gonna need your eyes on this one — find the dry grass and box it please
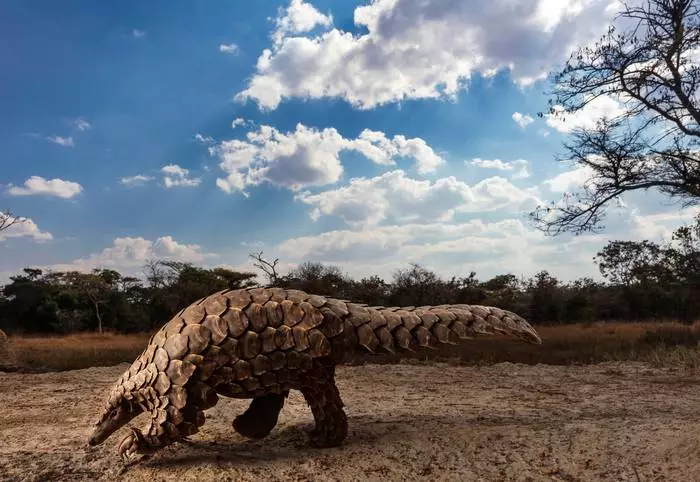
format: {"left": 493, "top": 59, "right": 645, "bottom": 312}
{"left": 350, "top": 321, "right": 700, "bottom": 369}
{"left": 4, "top": 332, "right": 149, "bottom": 371}
{"left": 1, "top": 321, "right": 699, "bottom": 372}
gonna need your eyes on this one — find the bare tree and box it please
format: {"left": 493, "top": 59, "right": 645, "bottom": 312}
{"left": 531, "top": 0, "right": 700, "bottom": 235}
{"left": 0, "top": 209, "right": 26, "bottom": 233}
{"left": 249, "top": 251, "right": 280, "bottom": 286}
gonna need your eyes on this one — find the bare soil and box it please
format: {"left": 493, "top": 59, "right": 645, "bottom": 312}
{"left": 1, "top": 361, "right": 699, "bottom": 481}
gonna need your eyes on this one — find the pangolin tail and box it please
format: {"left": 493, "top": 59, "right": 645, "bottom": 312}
{"left": 327, "top": 301, "right": 541, "bottom": 355}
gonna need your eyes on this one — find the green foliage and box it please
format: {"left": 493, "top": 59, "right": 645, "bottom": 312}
{"left": 1, "top": 214, "right": 699, "bottom": 334}
{"left": 0, "top": 262, "right": 259, "bottom": 334}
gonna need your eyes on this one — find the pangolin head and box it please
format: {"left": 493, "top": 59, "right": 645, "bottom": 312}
{"left": 88, "top": 384, "right": 144, "bottom": 446}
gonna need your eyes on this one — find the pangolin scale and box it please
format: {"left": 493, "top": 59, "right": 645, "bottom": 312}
{"left": 88, "top": 287, "right": 541, "bottom": 461}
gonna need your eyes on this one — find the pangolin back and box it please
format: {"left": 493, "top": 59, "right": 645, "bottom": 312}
{"left": 97, "top": 287, "right": 540, "bottom": 420}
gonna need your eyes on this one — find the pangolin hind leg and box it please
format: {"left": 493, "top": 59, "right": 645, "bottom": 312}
{"left": 299, "top": 359, "right": 348, "bottom": 448}
{"left": 232, "top": 392, "right": 289, "bottom": 439}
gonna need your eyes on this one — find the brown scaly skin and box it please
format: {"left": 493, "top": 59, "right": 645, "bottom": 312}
{"left": 88, "top": 287, "right": 541, "bottom": 462}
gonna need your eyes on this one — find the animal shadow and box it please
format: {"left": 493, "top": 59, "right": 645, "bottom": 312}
{"left": 142, "top": 411, "right": 539, "bottom": 468}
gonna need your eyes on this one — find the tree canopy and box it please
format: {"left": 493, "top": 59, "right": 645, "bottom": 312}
{"left": 532, "top": 0, "right": 700, "bottom": 235}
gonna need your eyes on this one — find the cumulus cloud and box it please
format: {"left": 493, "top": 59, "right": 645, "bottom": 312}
{"left": 212, "top": 123, "right": 444, "bottom": 194}
{"left": 624, "top": 206, "right": 700, "bottom": 240}
{"left": 231, "top": 118, "right": 250, "bottom": 129}
{"left": 161, "top": 164, "right": 201, "bottom": 188}
{"left": 219, "top": 43, "right": 240, "bottom": 54}
{"left": 0, "top": 215, "right": 52, "bottom": 242}
{"left": 545, "top": 95, "right": 626, "bottom": 133}
{"left": 49, "top": 236, "right": 218, "bottom": 274}
{"left": 296, "top": 170, "right": 541, "bottom": 227}
{"left": 470, "top": 158, "right": 531, "bottom": 179}
{"left": 237, "top": 0, "right": 619, "bottom": 110}
{"left": 7, "top": 176, "right": 83, "bottom": 199}
{"left": 275, "top": 218, "right": 591, "bottom": 280}
{"left": 347, "top": 129, "right": 444, "bottom": 173}
{"left": 47, "top": 135, "right": 74, "bottom": 147}
{"left": 512, "top": 112, "right": 534, "bottom": 129}
{"left": 132, "top": 29, "right": 146, "bottom": 38}
{"left": 272, "top": 0, "right": 333, "bottom": 45}
{"left": 120, "top": 174, "right": 154, "bottom": 187}
{"left": 274, "top": 199, "right": 698, "bottom": 282}
{"left": 544, "top": 165, "right": 596, "bottom": 193}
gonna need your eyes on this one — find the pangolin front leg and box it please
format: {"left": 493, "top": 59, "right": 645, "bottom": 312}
{"left": 117, "top": 403, "right": 206, "bottom": 462}
{"left": 299, "top": 359, "right": 348, "bottom": 448}
{"left": 119, "top": 381, "right": 219, "bottom": 462}
{"left": 232, "top": 392, "right": 289, "bottom": 439}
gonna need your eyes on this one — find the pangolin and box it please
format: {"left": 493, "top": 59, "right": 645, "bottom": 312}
{"left": 88, "top": 287, "right": 541, "bottom": 461}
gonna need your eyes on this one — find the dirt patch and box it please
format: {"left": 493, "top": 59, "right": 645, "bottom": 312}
{"left": 1, "top": 361, "right": 699, "bottom": 481}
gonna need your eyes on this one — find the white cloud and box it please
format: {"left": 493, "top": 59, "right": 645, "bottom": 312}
{"left": 219, "top": 43, "right": 240, "bottom": 54}
{"left": 347, "top": 129, "right": 444, "bottom": 173}
{"left": 237, "top": 0, "right": 619, "bottom": 111}
{"left": 212, "top": 123, "right": 443, "bottom": 194}
{"left": 544, "top": 165, "right": 596, "bottom": 193}
{"left": 7, "top": 176, "right": 83, "bottom": 199}
{"left": 47, "top": 135, "right": 74, "bottom": 147}
{"left": 470, "top": 158, "right": 531, "bottom": 180}
{"left": 232, "top": 118, "right": 249, "bottom": 129}
{"left": 546, "top": 95, "right": 626, "bottom": 133}
{"left": 132, "top": 29, "right": 146, "bottom": 38}
{"left": 274, "top": 199, "right": 698, "bottom": 282}
{"left": 512, "top": 112, "right": 534, "bottom": 129}
{"left": 0, "top": 215, "right": 52, "bottom": 242}
{"left": 215, "top": 124, "right": 344, "bottom": 194}
{"left": 272, "top": 0, "right": 333, "bottom": 46}
{"left": 275, "top": 218, "right": 600, "bottom": 281}
{"left": 70, "top": 118, "right": 91, "bottom": 132}
{"left": 49, "top": 235, "right": 218, "bottom": 274}
{"left": 194, "top": 133, "right": 215, "bottom": 144}
{"left": 296, "top": 170, "right": 541, "bottom": 227}
{"left": 625, "top": 207, "right": 700, "bottom": 240}
{"left": 161, "top": 164, "right": 201, "bottom": 188}
{"left": 120, "top": 174, "right": 154, "bottom": 187}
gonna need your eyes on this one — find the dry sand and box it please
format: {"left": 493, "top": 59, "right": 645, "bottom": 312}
{"left": 1, "top": 361, "right": 700, "bottom": 481}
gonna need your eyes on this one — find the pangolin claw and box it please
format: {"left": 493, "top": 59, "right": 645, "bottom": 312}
{"left": 117, "top": 427, "right": 153, "bottom": 463}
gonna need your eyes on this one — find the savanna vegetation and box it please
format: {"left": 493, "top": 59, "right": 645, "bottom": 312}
{"left": 2, "top": 0, "right": 700, "bottom": 371}
{"left": 0, "top": 214, "right": 699, "bottom": 371}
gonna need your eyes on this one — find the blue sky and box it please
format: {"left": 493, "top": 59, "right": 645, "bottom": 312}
{"left": 1, "top": 0, "right": 698, "bottom": 284}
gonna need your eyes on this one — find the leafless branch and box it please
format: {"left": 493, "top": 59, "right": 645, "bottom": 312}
{"left": 533, "top": 0, "right": 700, "bottom": 235}
{"left": 249, "top": 251, "right": 280, "bottom": 286}
{"left": 0, "top": 209, "right": 26, "bottom": 233}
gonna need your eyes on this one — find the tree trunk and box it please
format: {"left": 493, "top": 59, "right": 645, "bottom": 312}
{"left": 93, "top": 300, "right": 103, "bottom": 334}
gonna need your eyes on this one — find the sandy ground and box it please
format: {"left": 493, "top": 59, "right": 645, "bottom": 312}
{"left": 1, "top": 361, "right": 700, "bottom": 482}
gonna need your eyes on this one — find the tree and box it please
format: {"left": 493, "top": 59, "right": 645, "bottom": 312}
{"left": 349, "top": 275, "right": 392, "bottom": 306}
{"left": 65, "top": 270, "right": 113, "bottom": 333}
{"left": 390, "top": 263, "right": 451, "bottom": 306}
{"left": 525, "top": 271, "right": 565, "bottom": 323}
{"left": 666, "top": 213, "right": 700, "bottom": 321}
{"left": 0, "top": 210, "right": 26, "bottom": 233}
{"left": 249, "top": 251, "right": 280, "bottom": 286}
{"left": 531, "top": 0, "right": 700, "bottom": 235}
{"left": 594, "top": 239, "right": 672, "bottom": 285}
{"left": 283, "top": 261, "right": 352, "bottom": 298}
